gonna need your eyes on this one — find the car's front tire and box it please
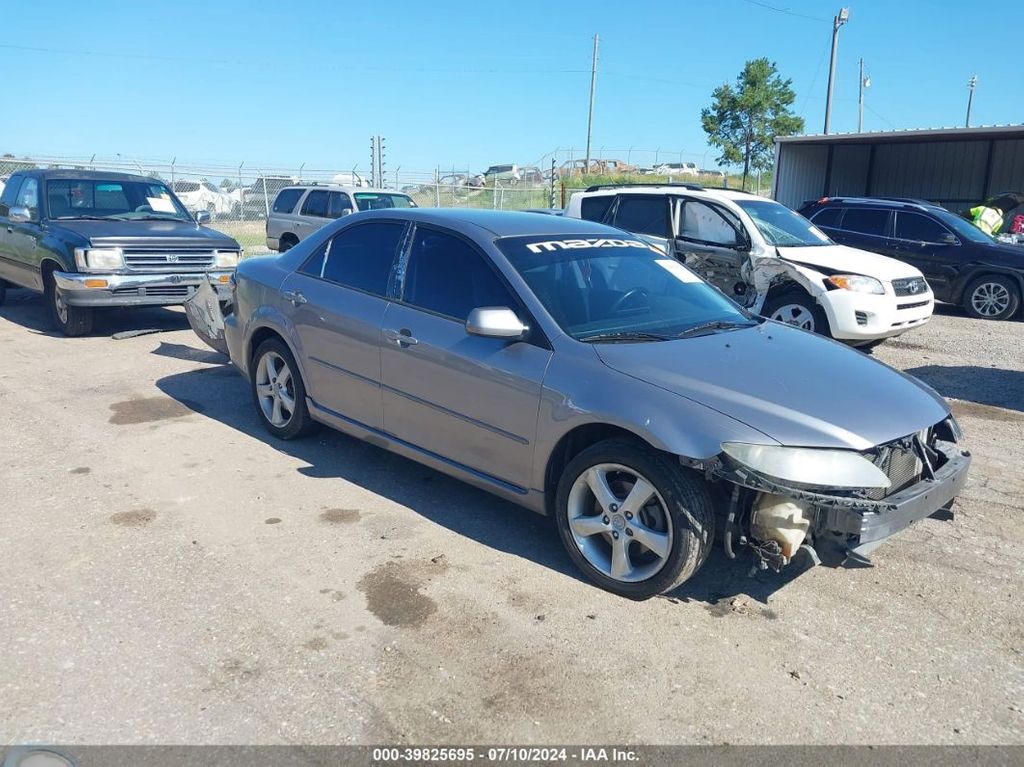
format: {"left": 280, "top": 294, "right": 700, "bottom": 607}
{"left": 251, "top": 338, "right": 316, "bottom": 439}
{"left": 45, "top": 274, "right": 93, "bottom": 336}
{"left": 554, "top": 439, "right": 714, "bottom": 600}
{"left": 761, "top": 287, "right": 831, "bottom": 337}
{"left": 963, "top": 275, "right": 1020, "bottom": 320}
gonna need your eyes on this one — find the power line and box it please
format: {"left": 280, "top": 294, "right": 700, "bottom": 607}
{"left": 737, "top": 0, "right": 829, "bottom": 22}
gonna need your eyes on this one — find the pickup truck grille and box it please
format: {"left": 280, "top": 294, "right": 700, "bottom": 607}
{"left": 892, "top": 277, "right": 929, "bottom": 297}
{"left": 122, "top": 248, "right": 217, "bottom": 272}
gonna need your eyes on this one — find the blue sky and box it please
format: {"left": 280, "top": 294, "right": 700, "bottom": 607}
{"left": 1, "top": 0, "right": 1015, "bottom": 175}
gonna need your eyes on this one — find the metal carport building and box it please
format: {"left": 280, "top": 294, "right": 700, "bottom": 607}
{"left": 772, "top": 125, "right": 1024, "bottom": 213}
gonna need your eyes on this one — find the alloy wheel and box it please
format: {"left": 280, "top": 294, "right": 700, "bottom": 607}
{"left": 566, "top": 463, "right": 673, "bottom": 583}
{"left": 971, "top": 282, "right": 1011, "bottom": 317}
{"left": 53, "top": 286, "right": 69, "bottom": 324}
{"left": 255, "top": 351, "right": 296, "bottom": 427}
{"left": 770, "top": 303, "right": 816, "bottom": 331}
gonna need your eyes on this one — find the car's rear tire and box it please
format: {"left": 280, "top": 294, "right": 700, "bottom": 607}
{"left": 761, "top": 287, "right": 831, "bottom": 337}
{"left": 45, "top": 273, "right": 93, "bottom": 336}
{"left": 554, "top": 439, "right": 714, "bottom": 600}
{"left": 251, "top": 338, "right": 316, "bottom": 440}
{"left": 963, "top": 275, "right": 1020, "bottom": 320}
{"left": 279, "top": 234, "right": 298, "bottom": 252}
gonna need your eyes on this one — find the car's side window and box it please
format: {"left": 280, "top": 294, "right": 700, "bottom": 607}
{"left": 327, "top": 192, "right": 353, "bottom": 219}
{"left": 580, "top": 195, "right": 614, "bottom": 223}
{"left": 894, "top": 212, "right": 950, "bottom": 243}
{"left": 839, "top": 208, "right": 889, "bottom": 237}
{"left": 809, "top": 207, "right": 842, "bottom": 228}
{"left": 321, "top": 222, "right": 405, "bottom": 297}
{"left": 0, "top": 175, "right": 21, "bottom": 217}
{"left": 676, "top": 199, "right": 742, "bottom": 247}
{"left": 613, "top": 195, "right": 670, "bottom": 237}
{"left": 402, "top": 227, "right": 515, "bottom": 322}
{"left": 298, "top": 239, "right": 330, "bottom": 278}
{"left": 301, "top": 190, "right": 329, "bottom": 218}
{"left": 14, "top": 177, "right": 39, "bottom": 221}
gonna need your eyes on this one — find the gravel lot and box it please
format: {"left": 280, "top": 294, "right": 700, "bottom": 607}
{"left": 0, "top": 292, "right": 1021, "bottom": 745}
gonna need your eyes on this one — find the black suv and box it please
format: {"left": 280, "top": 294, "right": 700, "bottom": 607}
{"left": 799, "top": 197, "right": 1023, "bottom": 321}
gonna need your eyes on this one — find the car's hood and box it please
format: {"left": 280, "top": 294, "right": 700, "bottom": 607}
{"left": 777, "top": 244, "right": 922, "bottom": 281}
{"left": 48, "top": 219, "right": 240, "bottom": 250}
{"left": 594, "top": 322, "right": 949, "bottom": 451}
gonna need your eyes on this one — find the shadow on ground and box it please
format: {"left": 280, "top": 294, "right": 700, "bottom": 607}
{"left": 906, "top": 364, "right": 1024, "bottom": 414}
{"left": 0, "top": 288, "right": 188, "bottom": 337}
{"left": 155, "top": 355, "right": 800, "bottom": 604}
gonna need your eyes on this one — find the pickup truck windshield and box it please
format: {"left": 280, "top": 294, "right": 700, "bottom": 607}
{"left": 353, "top": 193, "right": 415, "bottom": 210}
{"left": 736, "top": 199, "right": 833, "bottom": 247}
{"left": 46, "top": 179, "right": 192, "bottom": 221}
{"left": 498, "top": 235, "right": 756, "bottom": 341}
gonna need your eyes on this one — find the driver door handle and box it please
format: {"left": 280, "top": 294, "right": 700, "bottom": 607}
{"left": 282, "top": 290, "right": 307, "bottom": 305}
{"left": 383, "top": 328, "right": 418, "bottom": 347}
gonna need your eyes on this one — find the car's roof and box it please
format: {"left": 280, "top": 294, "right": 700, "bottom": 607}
{"left": 20, "top": 168, "right": 162, "bottom": 183}
{"left": 352, "top": 207, "right": 622, "bottom": 237}
{"left": 283, "top": 185, "right": 403, "bottom": 194}
{"left": 577, "top": 184, "right": 763, "bottom": 203}
{"left": 811, "top": 196, "right": 946, "bottom": 213}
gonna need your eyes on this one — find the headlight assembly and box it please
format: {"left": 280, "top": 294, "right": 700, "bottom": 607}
{"left": 721, "top": 442, "right": 891, "bottom": 489}
{"left": 73, "top": 247, "right": 124, "bottom": 272}
{"left": 825, "top": 274, "right": 885, "bottom": 294}
{"left": 214, "top": 250, "right": 241, "bottom": 268}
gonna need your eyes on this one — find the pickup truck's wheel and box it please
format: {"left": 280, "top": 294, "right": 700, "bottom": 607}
{"left": 555, "top": 439, "right": 714, "bottom": 600}
{"left": 251, "top": 338, "right": 316, "bottom": 440}
{"left": 761, "top": 288, "right": 831, "bottom": 337}
{"left": 964, "top": 275, "right": 1020, "bottom": 320}
{"left": 45, "top": 274, "right": 93, "bottom": 336}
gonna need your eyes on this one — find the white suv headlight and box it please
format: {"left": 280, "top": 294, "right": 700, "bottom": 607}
{"left": 825, "top": 274, "right": 885, "bottom": 294}
{"left": 214, "top": 250, "right": 240, "bottom": 268}
{"left": 722, "top": 442, "right": 891, "bottom": 489}
{"left": 74, "top": 247, "right": 124, "bottom": 272}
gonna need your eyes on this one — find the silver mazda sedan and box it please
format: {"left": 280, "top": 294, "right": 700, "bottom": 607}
{"left": 187, "top": 209, "right": 970, "bottom": 599}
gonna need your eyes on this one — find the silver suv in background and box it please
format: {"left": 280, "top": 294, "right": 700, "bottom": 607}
{"left": 266, "top": 185, "right": 415, "bottom": 252}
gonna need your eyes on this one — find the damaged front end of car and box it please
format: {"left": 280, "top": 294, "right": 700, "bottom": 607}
{"left": 696, "top": 416, "right": 971, "bottom": 570}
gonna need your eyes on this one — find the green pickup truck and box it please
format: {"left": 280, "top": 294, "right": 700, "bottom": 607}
{"left": 0, "top": 169, "right": 241, "bottom": 335}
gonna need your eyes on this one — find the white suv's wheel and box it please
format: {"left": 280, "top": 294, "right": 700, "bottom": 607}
{"left": 761, "top": 288, "right": 831, "bottom": 337}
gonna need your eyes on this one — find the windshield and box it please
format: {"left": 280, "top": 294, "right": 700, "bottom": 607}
{"left": 736, "top": 199, "right": 833, "bottom": 247}
{"left": 46, "top": 179, "right": 192, "bottom": 221}
{"left": 498, "top": 235, "right": 756, "bottom": 341}
{"left": 353, "top": 193, "right": 415, "bottom": 211}
{"left": 930, "top": 207, "right": 995, "bottom": 244}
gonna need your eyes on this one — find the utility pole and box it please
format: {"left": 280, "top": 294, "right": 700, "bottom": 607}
{"left": 584, "top": 33, "right": 599, "bottom": 171}
{"left": 823, "top": 7, "right": 850, "bottom": 134}
{"left": 966, "top": 75, "right": 977, "bottom": 128}
{"left": 858, "top": 58, "right": 870, "bottom": 133}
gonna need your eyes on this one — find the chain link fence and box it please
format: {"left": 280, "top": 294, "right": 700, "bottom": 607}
{"left": 0, "top": 151, "right": 748, "bottom": 256}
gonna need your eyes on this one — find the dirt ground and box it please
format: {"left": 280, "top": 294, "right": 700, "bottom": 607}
{"left": 0, "top": 291, "right": 1021, "bottom": 745}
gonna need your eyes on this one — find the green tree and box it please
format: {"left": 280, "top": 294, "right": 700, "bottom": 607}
{"left": 701, "top": 58, "right": 804, "bottom": 190}
{"left": 220, "top": 178, "right": 236, "bottom": 191}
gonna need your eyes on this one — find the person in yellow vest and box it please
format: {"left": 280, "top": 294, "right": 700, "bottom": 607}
{"left": 969, "top": 204, "right": 1003, "bottom": 235}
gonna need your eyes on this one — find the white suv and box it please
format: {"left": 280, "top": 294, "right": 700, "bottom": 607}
{"left": 565, "top": 185, "right": 934, "bottom": 346}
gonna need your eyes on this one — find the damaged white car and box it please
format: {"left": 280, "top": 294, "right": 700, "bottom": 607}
{"left": 566, "top": 185, "right": 934, "bottom": 347}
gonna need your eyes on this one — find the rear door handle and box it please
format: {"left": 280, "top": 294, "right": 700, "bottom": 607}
{"left": 383, "top": 328, "right": 418, "bottom": 347}
{"left": 282, "top": 290, "right": 307, "bottom": 305}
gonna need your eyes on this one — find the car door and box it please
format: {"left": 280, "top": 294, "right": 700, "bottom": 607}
{"left": 2, "top": 176, "right": 44, "bottom": 289}
{"left": 832, "top": 207, "right": 894, "bottom": 258}
{"left": 294, "top": 189, "right": 330, "bottom": 241}
{"left": 379, "top": 224, "right": 552, "bottom": 491}
{"left": 670, "top": 196, "right": 750, "bottom": 297}
{"left": 279, "top": 220, "right": 407, "bottom": 430}
{"left": 0, "top": 174, "right": 23, "bottom": 283}
{"left": 891, "top": 210, "right": 961, "bottom": 296}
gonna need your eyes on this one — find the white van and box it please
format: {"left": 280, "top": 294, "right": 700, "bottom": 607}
{"left": 565, "top": 185, "right": 933, "bottom": 346}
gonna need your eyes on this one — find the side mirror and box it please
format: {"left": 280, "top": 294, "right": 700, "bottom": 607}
{"left": 339, "top": 208, "right": 352, "bottom": 218}
{"left": 942, "top": 233, "right": 960, "bottom": 246}
{"left": 466, "top": 306, "right": 528, "bottom": 340}
{"left": 195, "top": 210, "right": 212, "bottom": 225}
{"left": 9, "top": 206, "right": 31, "bottom": 223}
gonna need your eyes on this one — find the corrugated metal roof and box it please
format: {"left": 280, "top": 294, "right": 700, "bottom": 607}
{"left": 776, "top": 125, "right": 1024, "bottom": 144}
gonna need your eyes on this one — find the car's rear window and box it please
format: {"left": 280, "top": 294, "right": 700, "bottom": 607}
{"left": 353, "top": 193, "right": 414, "bottom": 211}
{"left": 580, "top": 195, "right": 613, "bottom": 222}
